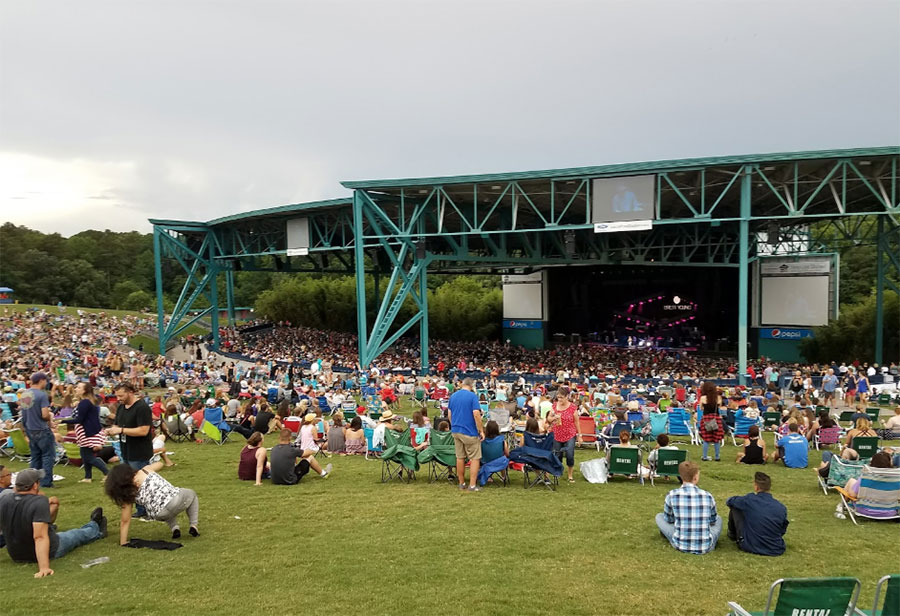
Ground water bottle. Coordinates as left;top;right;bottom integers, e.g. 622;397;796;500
81;556;110;568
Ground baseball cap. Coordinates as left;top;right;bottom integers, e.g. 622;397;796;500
15;468;45;490
30;372;48;384
205;398;217;406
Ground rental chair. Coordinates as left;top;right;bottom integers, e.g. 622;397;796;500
856;574;899;616
814;426;842;450
866;408;881;426
509;432;562;491
200;420;226;445
380;427;418;483
364;426;381;460
836;466;900;525
418;430;457;483
607;446;643;485
817;455;864;494
877;393;891;406
851;436;880;461
726;577;861;616
762;411;780;430
650;447;686;486
576;416;601;452
839;410;855;427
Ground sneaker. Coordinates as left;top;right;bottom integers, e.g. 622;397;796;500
172;529;181;539
97;516;108;539
468;485;481;492
188;527;199;537
78;478;92;483
459;483;467;491
714;458;721;462
321;463;333;479
701;457;710;461
90;507;104;526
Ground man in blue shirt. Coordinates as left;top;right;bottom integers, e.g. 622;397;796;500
19;373;55;488
655;461;721;554
771;423;808;468
821;368;838;409
449;378;484;492
726;472;789;556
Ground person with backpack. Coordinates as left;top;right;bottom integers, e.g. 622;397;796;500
697;381;724;462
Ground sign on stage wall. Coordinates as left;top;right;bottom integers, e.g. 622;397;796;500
758;328;814;340
502;320;542;330
591;175;655;233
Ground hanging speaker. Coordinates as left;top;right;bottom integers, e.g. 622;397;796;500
767;222;780;244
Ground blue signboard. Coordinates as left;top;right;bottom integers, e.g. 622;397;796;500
502;320;542;330
758;328;814;340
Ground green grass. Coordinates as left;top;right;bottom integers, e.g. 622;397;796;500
2;400;897;616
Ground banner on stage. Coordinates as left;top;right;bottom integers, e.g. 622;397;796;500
503;320;542;330
758;328;814;340
594;220;653;234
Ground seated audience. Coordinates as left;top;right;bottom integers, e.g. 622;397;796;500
238;431;269;485
770;423;808;468
655;461;721;554
647;434;678;474
843;417;878;448
411;411;430;452
735;425;766;465
725;472;788;556
326;415;346;454
839;451;894;498
817;447;860;479
270;429;332;485
344;417;367;455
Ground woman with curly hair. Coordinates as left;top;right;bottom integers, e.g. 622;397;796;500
104;462;200;543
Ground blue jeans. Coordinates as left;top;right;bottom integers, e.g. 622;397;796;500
126;459;151;516
702;441;721;460
552;436;576;468
54;521;102;559
80;447;109;479
27;430;56;487
655;512;722;553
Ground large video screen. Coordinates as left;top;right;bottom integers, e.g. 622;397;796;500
761;276;830;326
591;175;655;223
503;281;543;319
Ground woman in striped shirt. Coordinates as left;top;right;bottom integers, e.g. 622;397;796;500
61;382;109;483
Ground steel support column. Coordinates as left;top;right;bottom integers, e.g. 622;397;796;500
225;269;236;327
353;192;368;368
738;166;752;384
875;215;885;365
153;227;165;354
418;256;429;375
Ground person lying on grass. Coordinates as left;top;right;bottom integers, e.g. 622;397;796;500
105;462;200;542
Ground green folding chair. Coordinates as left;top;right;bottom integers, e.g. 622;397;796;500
877;393;891;406
866;408;881;426
650;448;686;486
763;412;780;430
4;429;31;462
380;427;418;483
839;410;855;426
607;446;643;485
851;436;880;461
727;577;861;616
418;429;457;483
200;420;226;445
62;441;82;467
855;574;900;616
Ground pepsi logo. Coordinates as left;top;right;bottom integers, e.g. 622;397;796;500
771;329;780;338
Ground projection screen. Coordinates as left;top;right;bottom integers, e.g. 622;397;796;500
760;276;830;326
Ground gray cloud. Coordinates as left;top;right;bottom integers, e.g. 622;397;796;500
1;0;897;235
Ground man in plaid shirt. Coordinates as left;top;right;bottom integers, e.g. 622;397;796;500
655;461;722;554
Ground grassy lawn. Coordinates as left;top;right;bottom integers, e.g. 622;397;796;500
2;397;897;616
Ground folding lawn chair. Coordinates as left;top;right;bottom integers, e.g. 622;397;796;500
726;577;861;616
509;432;562;491
836;466;900;525
165;415;191;443
576;416;600;452
364;426;381;460
317;396;334;416
607;446;643;485
61;441;82;467
814;425;842;450
851;436;880;461
380;427;418;483
487;404;516;450
817;454;864;495
877;393;892;406
856;574;899;616
867;407;881;426
730;414;762;447
200;420;226;445
648;412;668;441
650;447;686;486
418;429;456;483
478;435;509;487
839;410;855;427
762;411;780;430
667;408;697;446
2;429;31;462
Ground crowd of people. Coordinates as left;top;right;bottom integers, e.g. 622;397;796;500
0;309;898;575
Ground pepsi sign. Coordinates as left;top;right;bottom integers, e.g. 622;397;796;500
503;320;542;330
759;328;814;340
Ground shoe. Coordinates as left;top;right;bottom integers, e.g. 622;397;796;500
98;516;108;538
468;485;481;492
78;479;92;483
714;458;721;462
189;527;199;537
172;529;181;539
321;463;333;479
459;483;467;491
90;507;104;526
701;457;710;461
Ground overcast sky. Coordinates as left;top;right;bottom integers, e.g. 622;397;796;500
1;0;898;236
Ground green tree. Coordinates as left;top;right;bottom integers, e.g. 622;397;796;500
800;292;900;364
122;290;154;312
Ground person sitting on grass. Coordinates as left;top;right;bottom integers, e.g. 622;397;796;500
647;433;678;475
325;413;346;455
296;413;321;455
270;428;331;485
770;423;808;468
0;469;107;577
105;461;201;541
238;431;269;485
344;417;366;455
655;461;721;555
151;427;175;467
735;425;766;465
726;472;788;556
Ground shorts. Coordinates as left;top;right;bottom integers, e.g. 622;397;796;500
453;433;482;461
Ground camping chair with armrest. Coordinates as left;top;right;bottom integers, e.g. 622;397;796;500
762;411;780;430
61;441;82;467
818;454;864;495
576;416;600;452
877;393;891;406
839;410;855;427
3;429;30;462
418;429;456;483
851;436;880;461
727;577;861;616
364;426;381;460
477;435;509;487
866;408;881;426
650;447;686;486
607;446;643;485
165;415;191;443
199;420;226;445
836;466;900;525
317;396;334;416
380;427;418;483
509;432;563;491
667;408;697;446
814;425;842;450
854;573;899;616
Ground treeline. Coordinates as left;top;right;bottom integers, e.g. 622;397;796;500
254;275;502;341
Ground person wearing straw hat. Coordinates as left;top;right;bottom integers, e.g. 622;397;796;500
294;413;321;454
371;410;404;449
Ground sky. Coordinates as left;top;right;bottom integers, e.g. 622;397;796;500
1;0;898;236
